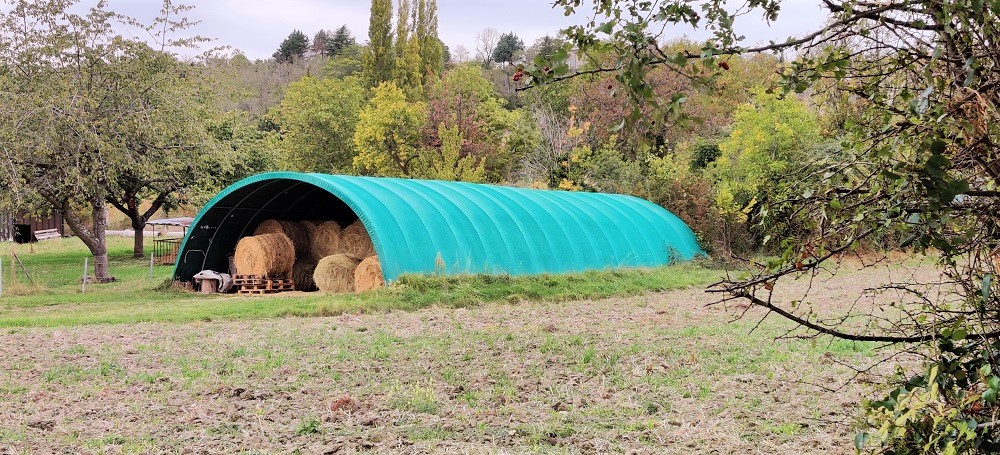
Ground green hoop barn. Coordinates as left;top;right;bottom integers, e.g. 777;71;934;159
173;172;703;283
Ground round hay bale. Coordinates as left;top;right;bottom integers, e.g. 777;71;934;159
233;233;295;277
299;220;318;237
313;254;361;293
292;255;319;292
310;221;343;259
354;256;385;293
341;220;375;258
254;219;310;257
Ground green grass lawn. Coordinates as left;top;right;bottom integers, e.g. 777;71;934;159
0;237;722;327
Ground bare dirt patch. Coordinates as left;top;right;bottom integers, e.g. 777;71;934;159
0;266;924;454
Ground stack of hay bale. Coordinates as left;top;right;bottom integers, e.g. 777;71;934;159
231;218;385;294
310;220;383;293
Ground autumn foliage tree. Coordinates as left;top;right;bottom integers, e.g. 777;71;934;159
415;124;486;182
425;65;505;159
352;82;427;176
708;91;821;224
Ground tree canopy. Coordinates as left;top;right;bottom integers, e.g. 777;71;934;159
352;82;427;177
274;76;365;173
0;0;217;274
273;30;309;62
327;25;356;57
492;32;524;66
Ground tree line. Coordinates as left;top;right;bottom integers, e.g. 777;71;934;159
0;0;818;285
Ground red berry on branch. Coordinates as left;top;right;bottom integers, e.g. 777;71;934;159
719;61;730;71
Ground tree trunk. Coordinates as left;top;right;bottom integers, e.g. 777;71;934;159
132;218;145;259
108;192;165;259
59;196;115;283
89;201;112;282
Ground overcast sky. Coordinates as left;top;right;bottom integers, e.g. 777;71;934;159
105;0;829;60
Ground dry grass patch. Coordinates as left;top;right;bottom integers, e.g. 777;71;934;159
0;266;919;454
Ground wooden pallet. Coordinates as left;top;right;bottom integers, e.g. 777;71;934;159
232;274;282;286
234;275;295;294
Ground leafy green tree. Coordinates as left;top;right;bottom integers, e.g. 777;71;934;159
394;0;411;65
361;0;394;90
440;41;451;63
274;76;365;172
327;25;356;57
688;140;721;171
353;82;427;176
492;32;524;66
413;0;426;55
415;124;486;182
567;140;645;194
322;44;364;78
0;0;212;275
204;112;283;197
102;50;217;258
273;29;309;62
200;51;325;119
526;35;563;62
709;91;820;220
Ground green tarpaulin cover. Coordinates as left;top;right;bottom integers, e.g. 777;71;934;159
174;172;703;282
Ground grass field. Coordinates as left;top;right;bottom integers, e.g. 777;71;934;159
0;238;720;327
0;237;911;453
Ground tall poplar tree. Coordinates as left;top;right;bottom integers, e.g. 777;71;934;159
393;0;411;78
414;0;427;56
393;0;422;93
361;0;394;90
418;0;444;79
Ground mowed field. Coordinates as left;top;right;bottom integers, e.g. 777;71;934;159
0;238;922;454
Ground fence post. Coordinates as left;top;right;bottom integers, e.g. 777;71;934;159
81;257;88;293
149;252;155;279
